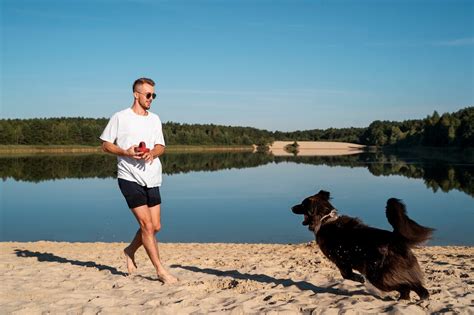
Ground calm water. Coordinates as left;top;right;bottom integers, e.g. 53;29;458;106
1;151;473;245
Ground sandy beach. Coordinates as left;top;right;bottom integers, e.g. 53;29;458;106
269;141;366;156
1;242;472;314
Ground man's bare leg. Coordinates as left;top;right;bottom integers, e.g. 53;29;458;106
123;204;161;274
130;205;178;283
124;230;140;274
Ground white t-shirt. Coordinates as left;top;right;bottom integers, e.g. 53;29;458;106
100;108;166;188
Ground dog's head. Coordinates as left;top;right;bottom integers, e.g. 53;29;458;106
291;190;337;232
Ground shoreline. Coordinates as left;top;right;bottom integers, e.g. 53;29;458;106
0;141;366;156
2;143;470;157
2;241;472;314
0;145;254;155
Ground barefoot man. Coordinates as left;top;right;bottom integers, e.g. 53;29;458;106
100;77;177;284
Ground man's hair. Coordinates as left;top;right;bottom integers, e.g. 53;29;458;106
133;78;155;92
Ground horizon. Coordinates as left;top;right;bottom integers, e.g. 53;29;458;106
2;0;473;132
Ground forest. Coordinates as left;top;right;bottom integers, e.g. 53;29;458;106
0;107;472;148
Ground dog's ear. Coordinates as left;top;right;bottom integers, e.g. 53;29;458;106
318;190;331;200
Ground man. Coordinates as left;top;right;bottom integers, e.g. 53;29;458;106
100;77;177;284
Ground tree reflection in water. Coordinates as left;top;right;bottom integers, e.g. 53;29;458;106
1;150;473;197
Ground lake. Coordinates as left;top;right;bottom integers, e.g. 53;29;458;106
1;150;473;245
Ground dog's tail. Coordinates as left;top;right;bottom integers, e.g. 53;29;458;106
386;198;434;246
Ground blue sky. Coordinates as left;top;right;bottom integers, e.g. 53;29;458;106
1;0;473;131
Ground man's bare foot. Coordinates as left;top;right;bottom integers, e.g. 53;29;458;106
157;270;178;284
123;248;137;275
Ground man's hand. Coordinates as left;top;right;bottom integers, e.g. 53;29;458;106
142;145;165;164
126;145;153;164
126;145;144;160
102;142;151;161
141;151;154;164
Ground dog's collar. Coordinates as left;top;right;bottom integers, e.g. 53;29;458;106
314;209;339;234
320;209;339;224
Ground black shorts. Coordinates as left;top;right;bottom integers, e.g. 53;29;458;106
118;178;162;209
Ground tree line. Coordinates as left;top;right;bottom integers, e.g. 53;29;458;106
361;107;474;147
0;107;472;147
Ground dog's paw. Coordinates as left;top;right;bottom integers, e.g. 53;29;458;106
353;274;365;283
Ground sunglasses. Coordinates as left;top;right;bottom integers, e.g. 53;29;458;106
136;91;157;99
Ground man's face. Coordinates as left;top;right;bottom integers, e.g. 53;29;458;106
135;83;155;110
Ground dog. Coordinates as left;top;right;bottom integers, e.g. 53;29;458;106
291;190;434;300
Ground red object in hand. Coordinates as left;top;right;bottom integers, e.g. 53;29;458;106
135;141;150;153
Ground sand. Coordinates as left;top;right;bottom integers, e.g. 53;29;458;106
1;242;472;314
269;141;366;156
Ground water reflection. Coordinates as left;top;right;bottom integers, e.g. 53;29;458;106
1;150;473;197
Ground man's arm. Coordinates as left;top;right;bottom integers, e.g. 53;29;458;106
151;144;165;157
102;141;143;159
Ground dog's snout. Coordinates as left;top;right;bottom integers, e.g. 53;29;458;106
292;204;305;215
